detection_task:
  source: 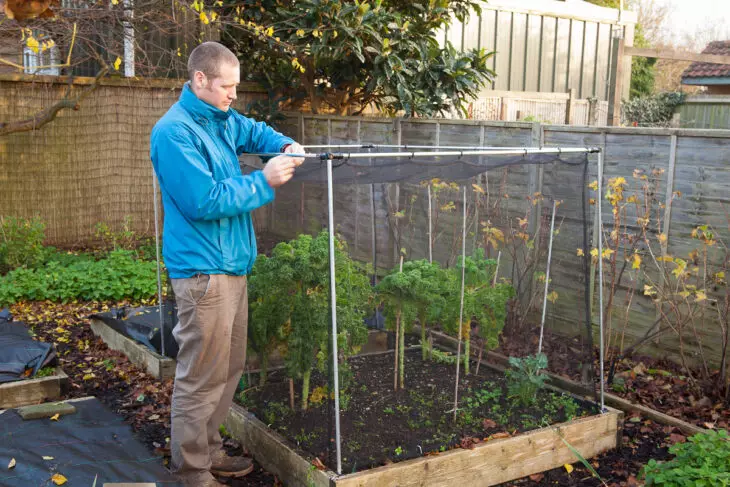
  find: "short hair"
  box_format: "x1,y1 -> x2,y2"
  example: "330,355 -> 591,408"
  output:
187,42 -> 239,81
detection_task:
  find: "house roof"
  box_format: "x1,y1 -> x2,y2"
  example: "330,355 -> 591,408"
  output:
682,41 -> 730,82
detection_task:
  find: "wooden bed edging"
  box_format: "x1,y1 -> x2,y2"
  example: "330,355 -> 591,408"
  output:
89,318 -> 176,380
225,402 -> 621,487
0,367 -> 68,409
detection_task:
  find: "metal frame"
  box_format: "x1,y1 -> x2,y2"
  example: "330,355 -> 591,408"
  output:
151,144 -> 607,476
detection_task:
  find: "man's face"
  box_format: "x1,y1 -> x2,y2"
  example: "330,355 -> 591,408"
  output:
193,62 -> 240,112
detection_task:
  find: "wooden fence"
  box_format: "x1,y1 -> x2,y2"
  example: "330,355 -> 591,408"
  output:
467,90 -> 609,125
677,95 -> 730,130
265,114 -> 730,368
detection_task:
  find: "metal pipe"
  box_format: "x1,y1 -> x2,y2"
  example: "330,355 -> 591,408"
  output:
452,186 -> 467,421
538,199 -> 557,354
427,184 -> 433,263
597,151 -> 606,411
249,147 -> 600,160
326,158 -> 342,474
152,170 -> 165,357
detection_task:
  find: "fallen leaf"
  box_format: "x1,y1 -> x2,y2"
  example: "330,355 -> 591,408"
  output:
83,373 -> 96,381
482,418 -> 497,429
490,432 -> 511,440
528,473 -> 544,482
564,463 -> 574,474
148,414 -> 160,420
669,433 -> 686,444
8,458 -> 16,469
704,422 -> 716,429
51,473 -> 67,485
42,456 -> 54,460
312,457 -> 326,471
50,413 -> 60,421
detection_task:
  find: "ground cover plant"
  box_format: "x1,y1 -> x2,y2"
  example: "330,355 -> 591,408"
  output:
0,216 -> 161,306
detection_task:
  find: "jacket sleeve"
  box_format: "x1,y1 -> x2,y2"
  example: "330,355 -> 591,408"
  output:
152,126 -> 275,221
232,111 -> 295,155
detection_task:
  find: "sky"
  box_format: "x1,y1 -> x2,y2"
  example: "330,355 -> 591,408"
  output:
659,0 -> 730,46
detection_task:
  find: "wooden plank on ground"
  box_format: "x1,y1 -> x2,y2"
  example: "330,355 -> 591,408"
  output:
17,401 -> 76,420
0,367 -> 68,409
89,319 -> 176,379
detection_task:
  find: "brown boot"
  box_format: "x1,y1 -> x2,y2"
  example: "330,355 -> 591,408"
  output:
210,451 -> 254,478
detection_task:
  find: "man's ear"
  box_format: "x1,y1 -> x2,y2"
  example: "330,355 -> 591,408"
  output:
194,71 -> 208,90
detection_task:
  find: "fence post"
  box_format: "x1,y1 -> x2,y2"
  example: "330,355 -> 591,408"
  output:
649,133 -> 679,344
565,88 -> 576,125
607,33 -> 625,126
522,122 -> 545,309
588,97 -> 598,126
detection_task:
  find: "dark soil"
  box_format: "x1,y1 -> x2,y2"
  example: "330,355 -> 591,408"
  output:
239,347 -> 598,474
497,325 -> 730,431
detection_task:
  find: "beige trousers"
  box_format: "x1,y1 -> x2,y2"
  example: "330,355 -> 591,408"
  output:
169,274 -> 248,484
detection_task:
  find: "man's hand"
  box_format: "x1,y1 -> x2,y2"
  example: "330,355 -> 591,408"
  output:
284,142 -> 306,166
263,155 -> 298,188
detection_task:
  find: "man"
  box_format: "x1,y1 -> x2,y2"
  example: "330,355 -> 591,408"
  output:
150,41 -> 304,486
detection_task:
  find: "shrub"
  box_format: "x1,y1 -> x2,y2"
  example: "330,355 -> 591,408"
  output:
0,215 -> 46,273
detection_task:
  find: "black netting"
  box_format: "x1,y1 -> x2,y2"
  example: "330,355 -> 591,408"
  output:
245,149 -> 592,185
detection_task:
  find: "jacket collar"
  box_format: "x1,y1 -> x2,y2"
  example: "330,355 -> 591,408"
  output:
179,82 -> 232,124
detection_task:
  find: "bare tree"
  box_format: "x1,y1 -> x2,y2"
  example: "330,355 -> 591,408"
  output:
0,0 -> 202,135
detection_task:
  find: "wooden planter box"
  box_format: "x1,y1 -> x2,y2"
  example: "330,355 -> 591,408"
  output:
90,317 -> 389,380
224,368 -> 623,487
0,367 -> 68,409
90,318 -> 176,379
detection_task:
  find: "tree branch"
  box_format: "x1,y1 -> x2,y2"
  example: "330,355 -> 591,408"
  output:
0,67 -> 108,136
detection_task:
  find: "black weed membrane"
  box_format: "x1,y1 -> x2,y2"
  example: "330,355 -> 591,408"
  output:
0,308 -> 56,383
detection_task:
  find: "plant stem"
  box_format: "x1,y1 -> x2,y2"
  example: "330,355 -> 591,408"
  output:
399,315 -> 405,389
394,306 -> 400,391
260,352 -> 269,387
289,378 -> 295,410
420,315 -> 427,361
464,325 -> 470,376
302,368 -> 311,410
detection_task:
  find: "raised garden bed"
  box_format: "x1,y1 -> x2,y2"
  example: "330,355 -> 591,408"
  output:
226,348 -> 623,487
89,317 -> 176,379
90,316 -> 390,380
0,367 -> 68,409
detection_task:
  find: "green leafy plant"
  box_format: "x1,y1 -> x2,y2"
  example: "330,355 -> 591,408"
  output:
376,258 -> 439,389
622,92 -> 685,128
442,249 -> 515,374
0,249 -> 159,305
263,231 -> 370,410
641,429 -> 730,486
0,215 -> 46,273
248,244 -> 296,386
505,353 -> 549,407
223,0 -> 495,117
400,260 -> 449,361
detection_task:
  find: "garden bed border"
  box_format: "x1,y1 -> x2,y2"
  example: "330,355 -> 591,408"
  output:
89,318 -> 176,379
0,367 -> 68,409
224,355 -> 623,487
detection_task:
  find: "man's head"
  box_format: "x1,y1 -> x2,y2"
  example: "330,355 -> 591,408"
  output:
187,42 -> 240,112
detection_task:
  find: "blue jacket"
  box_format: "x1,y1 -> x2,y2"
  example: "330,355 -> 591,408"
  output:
150,83 -> 294,278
